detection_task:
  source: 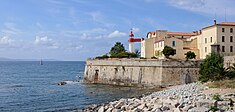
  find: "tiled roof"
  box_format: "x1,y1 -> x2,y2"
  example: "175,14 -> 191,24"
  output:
167,32 -> 197,36
155,39 -> 164,43
183,47 -> 198,50
202,22 -> 235,30
218,22 -> 235,26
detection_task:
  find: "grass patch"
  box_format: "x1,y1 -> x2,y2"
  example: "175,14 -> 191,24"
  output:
207,79 -> 235,88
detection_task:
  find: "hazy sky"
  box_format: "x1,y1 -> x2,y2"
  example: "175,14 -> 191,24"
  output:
0,0 -> 235,61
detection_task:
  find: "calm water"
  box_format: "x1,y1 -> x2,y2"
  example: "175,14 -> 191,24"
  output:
0,61 -> 158,112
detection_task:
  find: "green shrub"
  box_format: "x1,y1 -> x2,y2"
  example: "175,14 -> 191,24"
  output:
212,94 -> 222,101
151,56 -> 157,59
109,52 -> 138,58
199,52 -> 226,82
162,46 -> 176,58
95,54 -> 109,59
209,106 -> 219,112
140,57 -> 146,59
110,52 -> 128,58
227,64 -> 235,79
128,52 -> 138,58
185,51 -> 196,60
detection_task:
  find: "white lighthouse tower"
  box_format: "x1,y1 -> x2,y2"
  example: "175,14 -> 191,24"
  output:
128,30 -> 142,53
129,31 -> 135,53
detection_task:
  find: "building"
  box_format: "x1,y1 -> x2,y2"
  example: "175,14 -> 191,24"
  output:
141,20 -> 235,59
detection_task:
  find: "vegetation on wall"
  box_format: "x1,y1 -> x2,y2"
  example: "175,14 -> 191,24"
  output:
95,54 -> 109,59
199,52 -> 235,83
162,46 -> 176,58
185,51 -> 196,60
155,50 -> 163,57
95,42 -> 140,59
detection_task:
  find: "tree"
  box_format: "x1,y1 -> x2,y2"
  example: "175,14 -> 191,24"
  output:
162,46 -> 176,58
185,51 -> 196,60
199,52 -> 226,82
109,42 -> 126,56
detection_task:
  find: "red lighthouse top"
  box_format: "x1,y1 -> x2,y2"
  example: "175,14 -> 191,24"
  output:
129,31 -> 134,37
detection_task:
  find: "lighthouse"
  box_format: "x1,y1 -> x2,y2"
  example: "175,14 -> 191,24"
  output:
128,30 -> 142,53
129,31 -> 135,53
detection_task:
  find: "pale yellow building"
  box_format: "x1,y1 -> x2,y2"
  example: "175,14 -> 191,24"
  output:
141,20 -> 235,59
196,20 -> 235,59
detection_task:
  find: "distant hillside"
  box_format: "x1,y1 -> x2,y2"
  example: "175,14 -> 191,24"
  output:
0,57 -> 13,61
0,57 -> 59,61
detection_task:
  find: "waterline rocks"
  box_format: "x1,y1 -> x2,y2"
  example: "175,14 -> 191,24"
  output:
57,81 -> 67,85
83,82 -> 235,112
57,80 -> 80,85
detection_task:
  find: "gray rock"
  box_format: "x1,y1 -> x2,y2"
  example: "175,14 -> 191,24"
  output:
137,103 -> 147,110
98,106 -> 104,112
196,99 -> 217,107
182,105 -> 194,111
188,107 -> 209,112
112,109 -> 121,112
160,106 -> 169,111
114,101 -> 125,109
152,108 -> 162,112
132,108 -> 143,112
106,108 -> 113,112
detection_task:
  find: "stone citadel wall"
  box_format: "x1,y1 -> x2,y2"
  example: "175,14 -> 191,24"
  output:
84,59 -> 202,87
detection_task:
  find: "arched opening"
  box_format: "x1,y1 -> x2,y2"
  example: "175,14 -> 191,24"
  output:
94,70 -> 99,82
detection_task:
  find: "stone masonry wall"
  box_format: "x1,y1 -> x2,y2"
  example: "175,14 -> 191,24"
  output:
224,56 -> 235,68
84,59 -> 201,87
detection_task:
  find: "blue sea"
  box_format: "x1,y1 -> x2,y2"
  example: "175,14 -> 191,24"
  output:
0,61 -> 158,112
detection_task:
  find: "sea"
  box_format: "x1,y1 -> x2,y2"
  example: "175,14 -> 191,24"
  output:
0,61 -> 159,112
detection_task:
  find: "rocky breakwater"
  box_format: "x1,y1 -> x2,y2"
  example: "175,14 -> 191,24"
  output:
83,83 -> 235,112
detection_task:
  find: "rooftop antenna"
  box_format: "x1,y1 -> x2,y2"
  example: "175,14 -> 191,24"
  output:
225,8 -> 227,22
214,8 -> 217,20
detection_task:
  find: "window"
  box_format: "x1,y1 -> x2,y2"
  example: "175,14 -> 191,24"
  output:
205,38 -> 207,43
160,42 -> 162,47
222,28 -> 225,32
210,37 -> 213,43
230,36 -> 233,42
205,47 -> 207,53
181,36 -> 184,38
230,46 -> 233,52
222,46 -> 225,52
230,28 -> 233,33
172,41 -> 176,47
222,36 -> 225,42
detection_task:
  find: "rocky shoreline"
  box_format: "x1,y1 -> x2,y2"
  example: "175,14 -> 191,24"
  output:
82,82 -> 235,112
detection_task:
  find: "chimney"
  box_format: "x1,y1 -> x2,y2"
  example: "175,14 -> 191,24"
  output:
214,19 -> 217,25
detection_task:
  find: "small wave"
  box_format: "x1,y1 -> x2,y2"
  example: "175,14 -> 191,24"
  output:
64,81 -> 80,84
57,80 -> 80,85
4,84 -> 25,88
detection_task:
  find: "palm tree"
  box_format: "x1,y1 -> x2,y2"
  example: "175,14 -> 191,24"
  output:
135,49 -> 141,58
212,64 -> 228,80
227,64 -> 235,79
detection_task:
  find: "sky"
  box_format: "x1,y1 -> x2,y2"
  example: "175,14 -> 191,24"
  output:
0,0 -> 235,61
